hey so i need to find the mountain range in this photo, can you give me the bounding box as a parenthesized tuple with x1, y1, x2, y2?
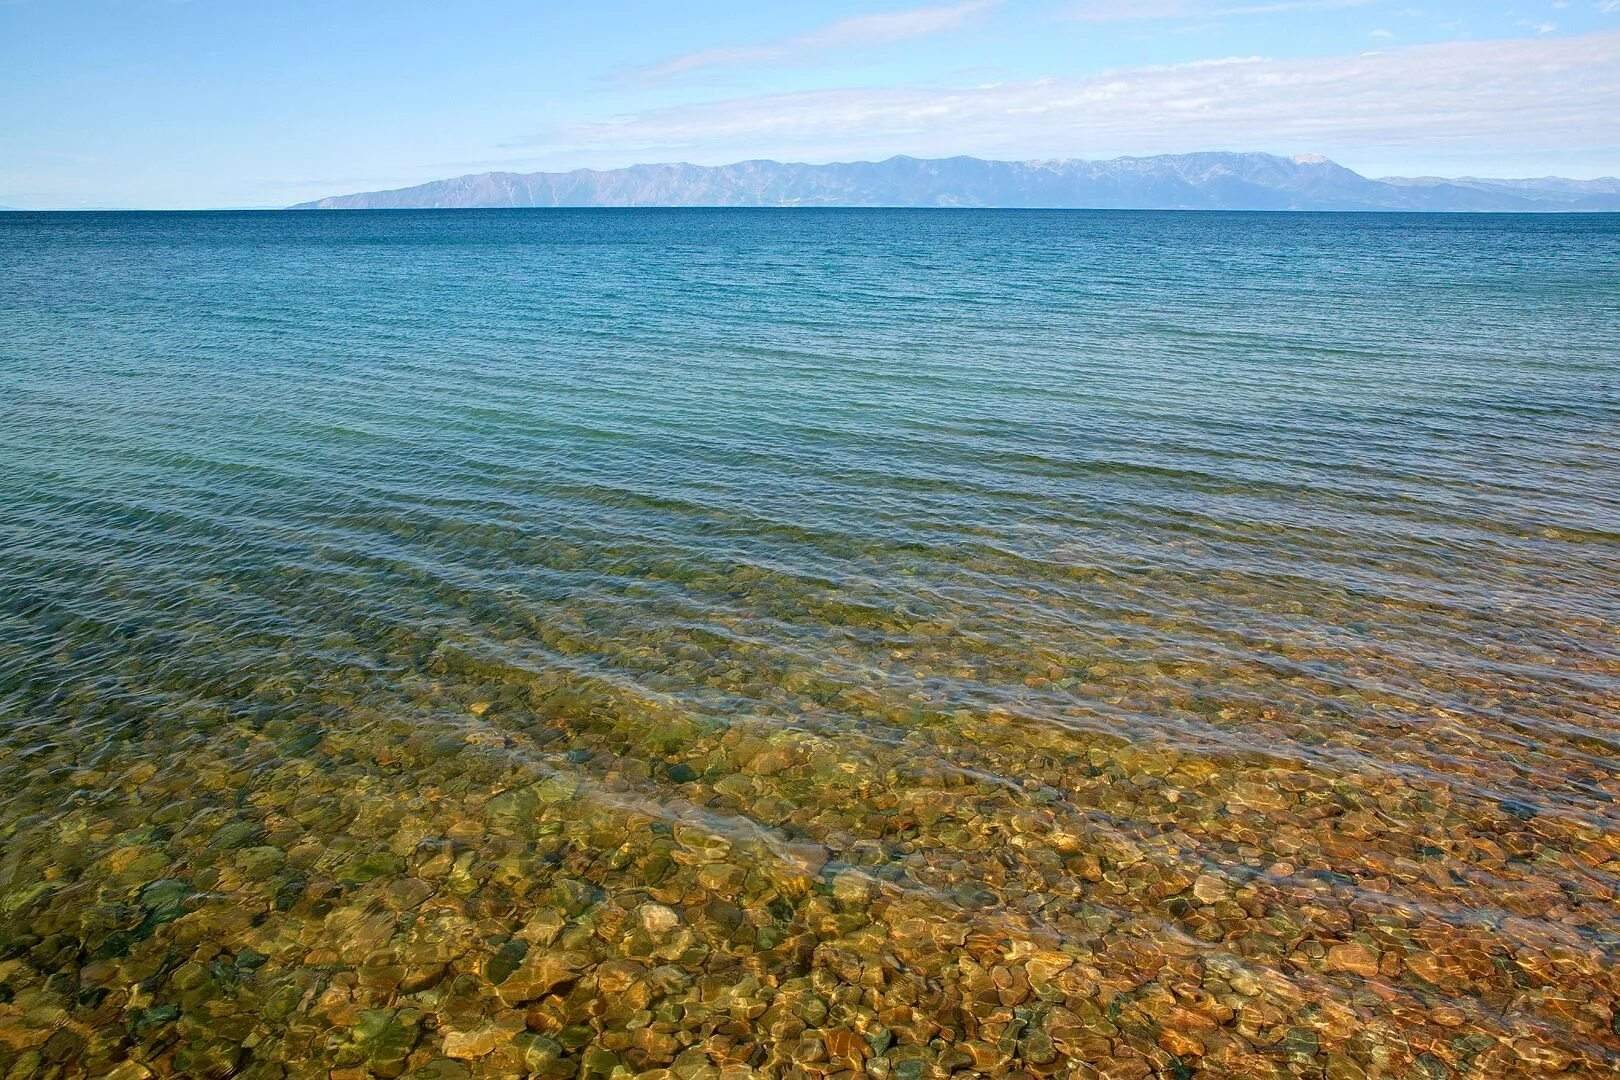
(290, 153, 1620, 213)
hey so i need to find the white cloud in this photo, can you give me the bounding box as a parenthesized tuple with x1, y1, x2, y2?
(554, 30, 1620, 166)
(1066, 0, 1371, 21)
(627, 1, 999, 82)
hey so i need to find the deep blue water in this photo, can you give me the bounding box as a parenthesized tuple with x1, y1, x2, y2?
(2, 209, 1619, 1075)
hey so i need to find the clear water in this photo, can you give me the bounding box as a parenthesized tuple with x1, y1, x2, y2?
(2, 209, 1619, 1078)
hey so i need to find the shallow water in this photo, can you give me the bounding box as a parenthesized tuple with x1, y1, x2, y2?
(1, 208, 1618, 1079)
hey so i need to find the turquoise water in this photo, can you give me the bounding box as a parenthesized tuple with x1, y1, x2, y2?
(1, 209, 1619, 1077)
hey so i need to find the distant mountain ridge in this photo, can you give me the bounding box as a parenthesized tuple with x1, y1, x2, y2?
(290, 153, 1620, 212)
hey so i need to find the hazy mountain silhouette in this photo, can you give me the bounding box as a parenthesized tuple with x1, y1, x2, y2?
(290, 153, 1620, 212)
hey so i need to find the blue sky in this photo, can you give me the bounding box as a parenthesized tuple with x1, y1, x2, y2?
(2, 1, 1617, 207)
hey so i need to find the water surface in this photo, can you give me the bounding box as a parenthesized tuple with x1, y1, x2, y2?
(2, 209, 1619, 1078)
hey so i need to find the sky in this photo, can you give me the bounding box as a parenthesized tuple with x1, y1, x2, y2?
(2, 1, 1618, 208)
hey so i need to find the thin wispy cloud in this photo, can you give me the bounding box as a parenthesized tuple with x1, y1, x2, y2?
(556, 30, 1620, 164)
(1067, 0, 1371, 20)
(626, 0, 998, 82)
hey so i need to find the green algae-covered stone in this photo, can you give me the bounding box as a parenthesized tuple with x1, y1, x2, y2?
(332, 1008, 422, 1079)
(340, 851, 406, 884)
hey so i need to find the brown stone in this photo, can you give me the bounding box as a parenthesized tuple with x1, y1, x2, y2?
(1326, 943, 1380, 978)
(824, 1029, 866, 1064)
(495, 950, 584, 1006)
(441, 1025, 501, 1060)
(1159, 1028, 1204, 1058)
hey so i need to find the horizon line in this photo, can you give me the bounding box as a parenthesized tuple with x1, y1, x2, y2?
(7, 206, 1620, 216)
